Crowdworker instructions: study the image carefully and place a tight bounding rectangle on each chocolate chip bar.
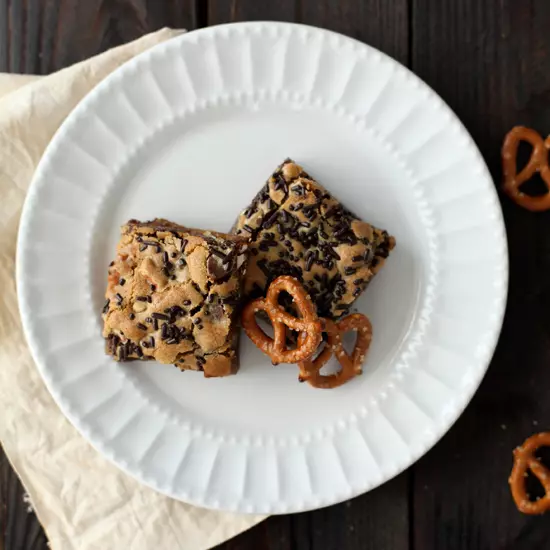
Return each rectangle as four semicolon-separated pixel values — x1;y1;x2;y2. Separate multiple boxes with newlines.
233;160;395;319
102;219;249;377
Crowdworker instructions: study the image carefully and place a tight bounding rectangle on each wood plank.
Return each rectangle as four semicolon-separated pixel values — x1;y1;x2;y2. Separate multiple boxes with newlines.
308;476;409;550
0;0;200;74
411;1;550;548
208;0;296;24
0;446;48;550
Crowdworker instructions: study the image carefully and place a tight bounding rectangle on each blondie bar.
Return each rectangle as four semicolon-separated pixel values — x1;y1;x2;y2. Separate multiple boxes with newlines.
233;160;395;319
102;219;249;377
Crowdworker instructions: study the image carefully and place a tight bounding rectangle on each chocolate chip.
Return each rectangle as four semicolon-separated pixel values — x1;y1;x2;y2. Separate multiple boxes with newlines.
207;254;230;280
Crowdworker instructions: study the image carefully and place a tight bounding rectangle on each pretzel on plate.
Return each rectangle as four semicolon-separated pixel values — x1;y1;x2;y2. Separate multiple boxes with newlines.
241;275;322;364
509;432;550;514
298;313;372;389
502;126;550;211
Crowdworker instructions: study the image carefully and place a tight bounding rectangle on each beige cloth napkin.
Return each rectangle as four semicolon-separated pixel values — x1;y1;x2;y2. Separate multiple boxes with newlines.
0;29;264;550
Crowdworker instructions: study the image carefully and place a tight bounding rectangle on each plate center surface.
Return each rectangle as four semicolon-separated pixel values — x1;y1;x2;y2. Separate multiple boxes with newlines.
91;101;429;436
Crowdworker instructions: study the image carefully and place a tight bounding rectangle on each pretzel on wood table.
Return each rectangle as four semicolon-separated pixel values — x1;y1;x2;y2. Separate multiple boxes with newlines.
241;275;322;364
298;313;372;389
509;432;550;514
502;126;550;211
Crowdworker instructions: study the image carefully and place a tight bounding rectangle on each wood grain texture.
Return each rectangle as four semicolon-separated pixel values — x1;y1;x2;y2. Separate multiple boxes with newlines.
0;447;48;550
0;0;200;74
411;1;550;549
4;0;550;549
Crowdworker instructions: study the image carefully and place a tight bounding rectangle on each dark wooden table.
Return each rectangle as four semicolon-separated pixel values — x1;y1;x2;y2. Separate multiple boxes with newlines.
2;1;550;549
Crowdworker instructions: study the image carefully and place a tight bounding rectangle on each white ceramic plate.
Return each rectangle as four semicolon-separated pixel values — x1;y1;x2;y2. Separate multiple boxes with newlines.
17;22;507;514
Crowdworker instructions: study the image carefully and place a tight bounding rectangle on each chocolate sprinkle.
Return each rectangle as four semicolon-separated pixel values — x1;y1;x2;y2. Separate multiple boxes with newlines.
129;313;135;320
152;312;169;321
119;278;126;286
262;210;279;229
136;296;148;302
242;224;254;233
137;323;147;331
115;293;123;304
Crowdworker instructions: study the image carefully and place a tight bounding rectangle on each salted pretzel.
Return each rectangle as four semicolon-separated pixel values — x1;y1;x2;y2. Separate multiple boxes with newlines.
241;276;322;364
509;432;550;514
502;126;550;211
298;313;372;389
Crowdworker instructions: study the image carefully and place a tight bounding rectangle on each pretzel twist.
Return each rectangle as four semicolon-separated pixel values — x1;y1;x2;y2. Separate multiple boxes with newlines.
509;432;550;514
298;313;372;389
502;126;550;211
241;276;322;364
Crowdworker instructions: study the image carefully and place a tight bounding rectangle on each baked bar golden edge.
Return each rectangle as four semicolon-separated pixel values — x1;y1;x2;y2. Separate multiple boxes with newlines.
102;218;249;377
233;159;395;319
